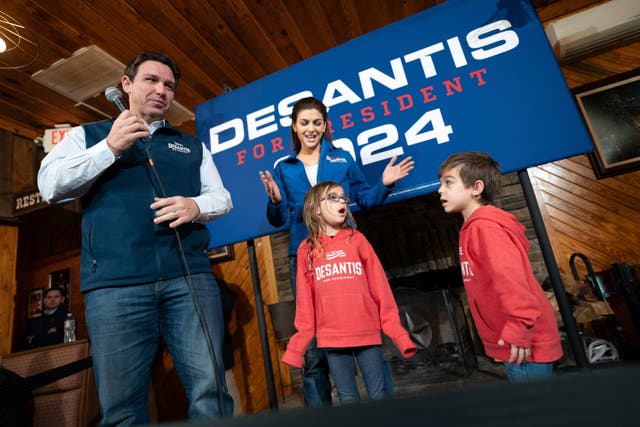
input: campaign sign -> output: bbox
[196,0,593,248]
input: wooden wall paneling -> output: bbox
[529,156,640,277]
[210,1,290,75]
[210,237,289,414]
[560,42,640,87]
[0,224,19,355]
[10,133,38,195]
[269,231,293,302]
[0,130,13,218]
[239,1,310,64]
[113,0,242,93]
[168,0,272,85]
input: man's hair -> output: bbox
[44,287,64,298]
[290,97,333,152]
[124,52,181,87]
[438,151,502,204]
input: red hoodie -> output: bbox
[282,229,416,368]
[459,205,562,363]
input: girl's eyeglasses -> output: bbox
[321,193,350,205]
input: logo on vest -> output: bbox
[168,142,191,154]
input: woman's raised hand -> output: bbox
[382,156,414,186]
[259,170,282,204]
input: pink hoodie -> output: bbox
[459,205,562,363]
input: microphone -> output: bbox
[105,86,155,163]
[104,86,127,113]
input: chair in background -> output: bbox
[1,339,99,427]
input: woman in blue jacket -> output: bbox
[259,96,413,407]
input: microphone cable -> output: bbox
[105,86,228,417]
[142,139,229,418]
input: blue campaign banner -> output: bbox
[196,0,593,248]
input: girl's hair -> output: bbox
[290,97,333,152]
[438,151,502,204]
[302,181,356,272]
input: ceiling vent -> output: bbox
[31,45,194,125]
[545,0,640,63]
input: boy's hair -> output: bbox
[438,151,502,204]
[124,52,181,88]
[290,97,333,152]
[302,181,356,271]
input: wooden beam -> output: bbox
[0,225,19,355]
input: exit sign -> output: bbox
[43,126,71,153]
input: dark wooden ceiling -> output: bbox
[0,0,638,141]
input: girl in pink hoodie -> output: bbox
[282,181,416,404]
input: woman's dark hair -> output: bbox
[290,97,333,152]
[124,52,181,88]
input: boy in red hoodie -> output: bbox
[438,152,562,381]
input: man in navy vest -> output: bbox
[38,52,234,426]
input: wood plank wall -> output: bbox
[0,224,19,355]
[527,38,640,278]
[529,155,640,277]
[208,238,290,414]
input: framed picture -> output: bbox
[574,68,640,179]
[208,245,235,263]
[27,288,44,319]
[49,268,71,311]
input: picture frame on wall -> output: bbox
[574,68,640,179]
[49,268,71,311]
[27,288,44,319]
[208,245,235,263]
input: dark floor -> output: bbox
[388,349,507,397]
[278,348,508,411]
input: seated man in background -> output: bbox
[21,287,68,350]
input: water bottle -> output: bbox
[63,312,76,343]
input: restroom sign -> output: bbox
[13,189,47,215]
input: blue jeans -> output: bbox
[325,346,390,405]
[504,362,554,382]
[85,273,233,426]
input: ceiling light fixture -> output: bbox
[0,10,39,69]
